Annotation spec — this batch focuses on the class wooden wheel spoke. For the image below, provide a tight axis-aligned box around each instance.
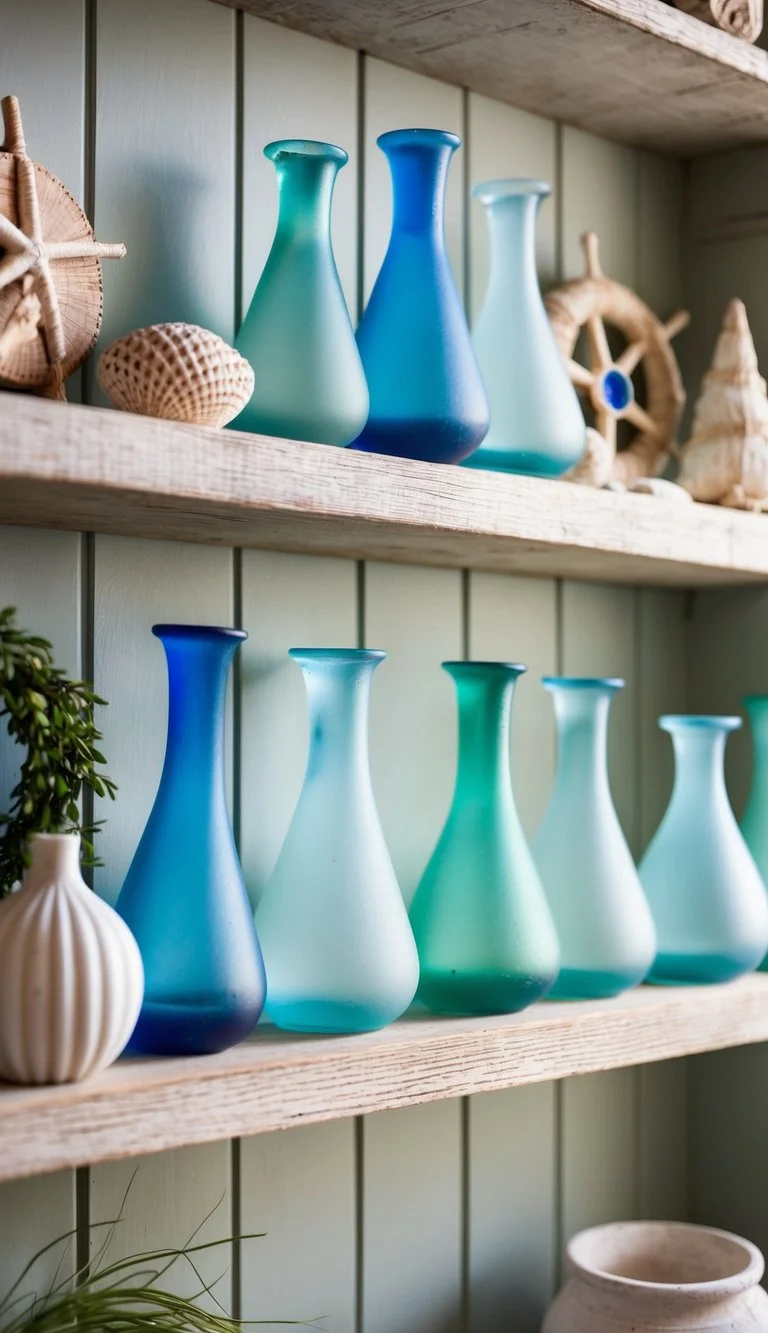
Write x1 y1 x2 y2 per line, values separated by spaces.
587 313 612 371
625 400 657 435
566 358 595 391
16 157 42 243
596 410 617 454
616 339 646 376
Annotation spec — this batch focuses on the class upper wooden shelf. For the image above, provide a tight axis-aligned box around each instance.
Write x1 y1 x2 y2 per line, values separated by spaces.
215 0 768 156
2 392 768 588
2 976 768 1182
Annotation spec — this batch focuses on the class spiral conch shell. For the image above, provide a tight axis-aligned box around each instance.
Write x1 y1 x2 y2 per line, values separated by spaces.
678 299 768 511
98 322 254 428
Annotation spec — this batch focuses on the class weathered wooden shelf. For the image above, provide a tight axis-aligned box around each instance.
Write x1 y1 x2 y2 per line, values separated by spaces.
3 976 768 1182
214 0 768 155
2 393 768 588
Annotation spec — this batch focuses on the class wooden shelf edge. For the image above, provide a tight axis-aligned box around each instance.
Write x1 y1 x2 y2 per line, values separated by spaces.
2 393 768 589
2 976 768 1182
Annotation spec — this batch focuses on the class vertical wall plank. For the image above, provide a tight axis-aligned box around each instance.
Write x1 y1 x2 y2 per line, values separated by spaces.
363 60 464 301
238 551 358 1329
561 129 637 284
0 527 80 1292
94 0 236 382
241 16 358 317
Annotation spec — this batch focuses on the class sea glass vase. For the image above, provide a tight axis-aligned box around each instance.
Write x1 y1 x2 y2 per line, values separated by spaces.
117 625 266 1055
233 139 369 446
352 128 489 464
740 697 768 968
408 662 560 1015
639 716 768 985
255 649 419 1033
465 179 585 476
532 678 656 999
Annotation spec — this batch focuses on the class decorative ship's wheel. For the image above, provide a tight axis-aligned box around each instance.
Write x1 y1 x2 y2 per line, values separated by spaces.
545 233 690 489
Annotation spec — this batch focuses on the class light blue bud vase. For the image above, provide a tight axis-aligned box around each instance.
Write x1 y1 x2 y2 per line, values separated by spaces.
255 649 419 1033
465 179 585 477
740 695 768 971
532 678 656 998
233 139 369 446
640 715 768 984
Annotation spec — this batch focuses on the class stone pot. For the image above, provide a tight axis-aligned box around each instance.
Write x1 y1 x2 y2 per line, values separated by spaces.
542 1220 768 1332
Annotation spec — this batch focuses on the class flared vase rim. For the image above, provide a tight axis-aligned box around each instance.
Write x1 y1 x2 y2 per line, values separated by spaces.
542 675 624 692
743 693 768 707
442 660 527 677
376 127 461 154
472 177 551 204
567 1221 763 1300
263 138 348 166
288 647 386 665
659 714 741 733
152 624 247 643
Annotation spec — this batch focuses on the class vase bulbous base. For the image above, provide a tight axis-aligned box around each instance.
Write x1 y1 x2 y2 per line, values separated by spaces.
547 966 648 1001
463 442 578 478
128 995 264 1056
266 996 405 1034
648 951 761 986
350 418 485 466
416 968 556 1017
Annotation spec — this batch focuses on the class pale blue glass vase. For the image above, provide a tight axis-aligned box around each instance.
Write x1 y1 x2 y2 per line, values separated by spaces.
640 716 768 985
409 663 559 1015
255 649 419 1033
352 128 489 464
532 678 656 999
465 180 585 477
117 626 266 1055
233 139 369 446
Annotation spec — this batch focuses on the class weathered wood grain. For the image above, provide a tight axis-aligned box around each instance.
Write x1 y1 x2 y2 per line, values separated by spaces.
1 977 768 1184
3 394 768 587
209 0 768 155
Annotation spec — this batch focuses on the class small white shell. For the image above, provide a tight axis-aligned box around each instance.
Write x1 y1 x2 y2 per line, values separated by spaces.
98 322 254 428
0 834 144 1085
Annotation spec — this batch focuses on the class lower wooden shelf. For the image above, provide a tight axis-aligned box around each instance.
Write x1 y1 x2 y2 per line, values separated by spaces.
3 975 768 1182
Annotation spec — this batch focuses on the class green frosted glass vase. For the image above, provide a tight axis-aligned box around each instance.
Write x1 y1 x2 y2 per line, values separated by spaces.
741 698 768 957
233 139 369 446
408 662 560 1015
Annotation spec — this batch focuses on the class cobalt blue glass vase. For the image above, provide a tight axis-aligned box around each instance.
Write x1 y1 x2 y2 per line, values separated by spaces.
352 128 490 464
117 625 266 1055
255 649 419 1033
640 716 768 985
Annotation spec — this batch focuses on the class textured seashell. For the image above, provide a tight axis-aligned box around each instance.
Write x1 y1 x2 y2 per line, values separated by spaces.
678 299 768 511
98 322 255 428
0 834 144 1084
565 427 616 488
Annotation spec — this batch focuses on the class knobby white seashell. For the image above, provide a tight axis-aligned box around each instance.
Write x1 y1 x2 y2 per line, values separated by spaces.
0 833 144 1085
631 478 694 502
678 299 768 512
98 323 255 429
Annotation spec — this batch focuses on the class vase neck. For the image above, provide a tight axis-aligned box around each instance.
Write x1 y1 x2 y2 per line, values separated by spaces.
549 684 616 800
746 697 768 784
296 651 380 789
24 833 81 889
381 131 457 243
268 141 345 244
482 190 542 302
665 722 734 814
157 628 242 799
447 664 522 801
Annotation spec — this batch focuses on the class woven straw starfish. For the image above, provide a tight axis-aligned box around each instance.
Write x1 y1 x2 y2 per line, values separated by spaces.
0 95 125 381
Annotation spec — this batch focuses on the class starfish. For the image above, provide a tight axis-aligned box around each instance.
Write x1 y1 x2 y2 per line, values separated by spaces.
0 94 125 368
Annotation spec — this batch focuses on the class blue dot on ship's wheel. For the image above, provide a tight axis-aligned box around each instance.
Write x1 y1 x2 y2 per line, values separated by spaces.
599 367 634 415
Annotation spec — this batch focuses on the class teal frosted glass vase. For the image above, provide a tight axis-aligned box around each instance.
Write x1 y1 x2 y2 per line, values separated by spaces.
640 716 768 985
116 626 266 1055
532 678 656 999
352 128 490 464
255 649 419 1033
408 662 560 1015
740 697 768 966
465 180 585 477
233 139 369 446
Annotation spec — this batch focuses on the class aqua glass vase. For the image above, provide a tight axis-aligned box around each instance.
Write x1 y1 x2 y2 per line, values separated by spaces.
233 139 369 446
640 716 768 985
117 625 266 1055
465 180 585 476
255 649 419 1033
352 128 489 464
532 678 656 999
408 663 559 1015
740 698 768 965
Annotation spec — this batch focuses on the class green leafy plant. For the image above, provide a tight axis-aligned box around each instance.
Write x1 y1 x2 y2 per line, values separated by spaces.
0 606 117 896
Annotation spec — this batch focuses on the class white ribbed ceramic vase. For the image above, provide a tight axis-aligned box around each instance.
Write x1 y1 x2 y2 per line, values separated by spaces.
543 1221 768 1333
0 833 144 1084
